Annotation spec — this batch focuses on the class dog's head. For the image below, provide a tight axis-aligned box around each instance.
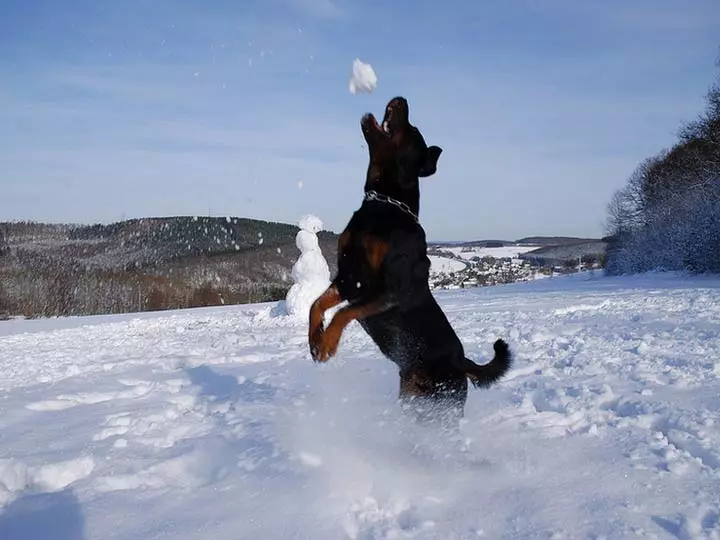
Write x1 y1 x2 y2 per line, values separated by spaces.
361 97 442 205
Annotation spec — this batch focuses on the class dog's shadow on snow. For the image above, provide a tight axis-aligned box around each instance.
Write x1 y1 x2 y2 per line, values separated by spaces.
0 489 85 540
185 365 276 404
184 365 284 473
651 515 683 538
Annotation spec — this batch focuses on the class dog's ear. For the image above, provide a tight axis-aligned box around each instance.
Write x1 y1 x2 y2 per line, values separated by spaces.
418 146 442 177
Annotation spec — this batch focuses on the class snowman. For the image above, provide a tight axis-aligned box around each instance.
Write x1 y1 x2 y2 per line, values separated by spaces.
284 214 331 321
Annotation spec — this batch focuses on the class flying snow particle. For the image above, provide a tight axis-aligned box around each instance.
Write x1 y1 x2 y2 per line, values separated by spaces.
297 181 304 190
349 58 377 94
299 452 322 468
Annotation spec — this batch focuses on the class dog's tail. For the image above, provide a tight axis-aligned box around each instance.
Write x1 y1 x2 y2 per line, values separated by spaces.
459 339 512 388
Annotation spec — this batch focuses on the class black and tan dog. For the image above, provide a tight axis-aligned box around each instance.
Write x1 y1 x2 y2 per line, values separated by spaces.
309 96 511 425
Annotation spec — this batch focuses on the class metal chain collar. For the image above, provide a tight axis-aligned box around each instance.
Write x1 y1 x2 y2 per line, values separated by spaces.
363 190 419 223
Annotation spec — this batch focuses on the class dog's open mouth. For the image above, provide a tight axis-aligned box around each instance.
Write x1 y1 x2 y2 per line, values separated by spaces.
382 106 394 134
381 97 408 137
361 97 409 142
362 113 391 140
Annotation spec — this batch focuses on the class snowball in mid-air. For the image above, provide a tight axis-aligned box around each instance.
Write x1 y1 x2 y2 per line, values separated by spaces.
349 58 377 94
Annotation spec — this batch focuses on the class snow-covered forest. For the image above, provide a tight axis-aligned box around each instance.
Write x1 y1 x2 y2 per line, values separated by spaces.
605 64 720 275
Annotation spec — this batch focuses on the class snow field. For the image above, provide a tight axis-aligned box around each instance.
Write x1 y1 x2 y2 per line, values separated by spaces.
0 272 719 539
427 255 468 275
439 245 542 261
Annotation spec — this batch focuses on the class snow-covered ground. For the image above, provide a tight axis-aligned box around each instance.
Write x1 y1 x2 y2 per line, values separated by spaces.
1 271 720 539
439 245 542 260
427 254 468 275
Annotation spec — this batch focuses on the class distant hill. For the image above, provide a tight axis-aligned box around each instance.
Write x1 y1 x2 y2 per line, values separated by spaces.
520 241 607 267
0 217 339 318
0 219 606 319
430 236 603 249
3 217 338 271
427 235 607 274
451 240 513 248
515 236 602 246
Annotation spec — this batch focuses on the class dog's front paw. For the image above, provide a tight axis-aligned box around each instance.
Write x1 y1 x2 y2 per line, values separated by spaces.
309 326 325 363
311 326 341 363
317 333 339 363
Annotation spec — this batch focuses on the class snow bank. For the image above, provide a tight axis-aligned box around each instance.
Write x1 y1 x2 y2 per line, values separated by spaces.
427 255 467 274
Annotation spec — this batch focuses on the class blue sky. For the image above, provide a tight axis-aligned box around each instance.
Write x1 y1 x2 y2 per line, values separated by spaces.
1 0 719 241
